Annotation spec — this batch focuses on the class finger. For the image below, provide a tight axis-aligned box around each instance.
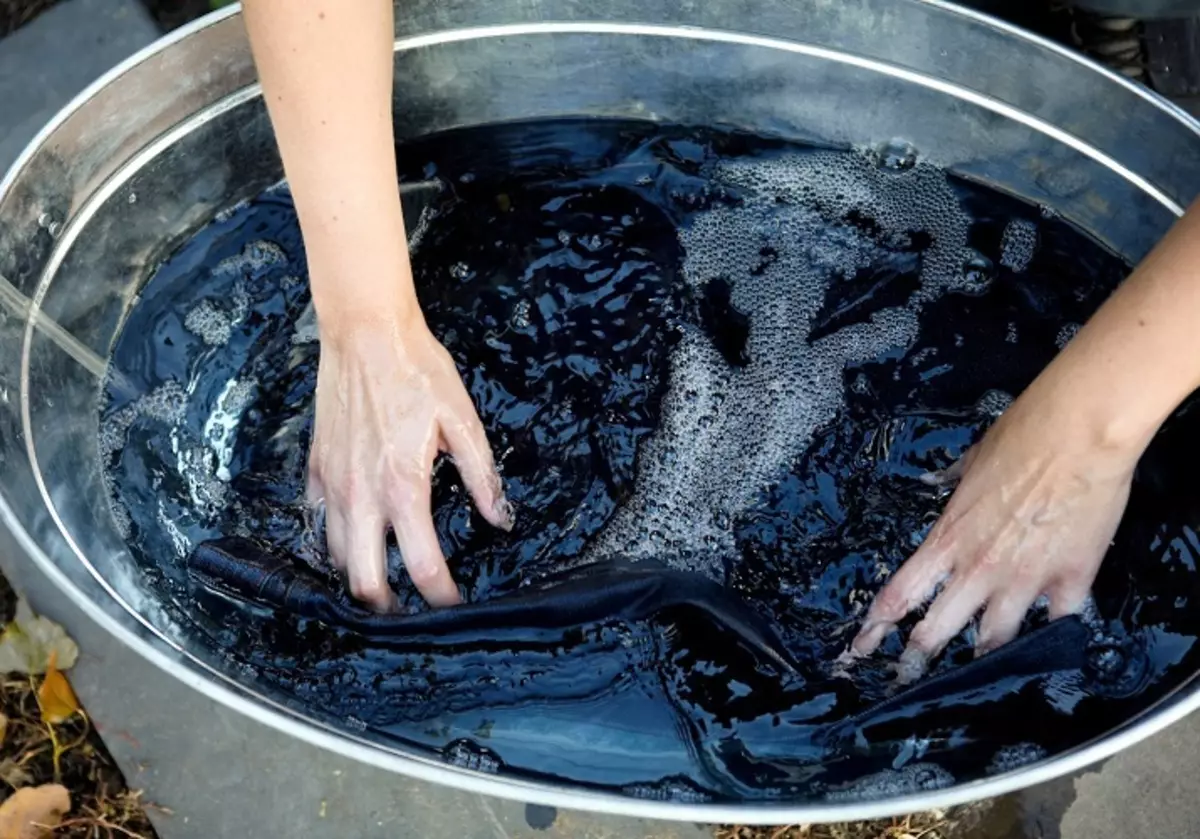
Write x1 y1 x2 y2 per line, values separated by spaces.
306 468 325 507
343 509 395 613
440 411 513 531
853 537 955 655
1046 578 1093 621
918 447 979 487
976 586 1040 655
389 481 461 607
323 503 349 572
904 568 991 663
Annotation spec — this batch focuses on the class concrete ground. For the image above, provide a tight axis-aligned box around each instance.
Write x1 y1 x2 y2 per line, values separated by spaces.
3 2 1200 837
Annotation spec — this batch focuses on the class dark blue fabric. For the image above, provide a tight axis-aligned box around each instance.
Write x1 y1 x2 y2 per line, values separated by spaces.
182 535 1094 777
189 536 801 673
822 616 1090 747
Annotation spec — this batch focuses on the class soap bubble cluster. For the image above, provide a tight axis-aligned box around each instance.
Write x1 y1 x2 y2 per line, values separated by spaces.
443 740 503 773
184 298 237 346
99 380 190 541
203 377 257 482
98 380 188 465
826 762 955 801
975 389 1014 418
1000 218 1038 273
1056 322 1081 349
987 743 1048 774
589 149 974 577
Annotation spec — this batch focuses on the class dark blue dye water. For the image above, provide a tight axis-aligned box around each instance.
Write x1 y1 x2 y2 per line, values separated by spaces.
101 120 1200 802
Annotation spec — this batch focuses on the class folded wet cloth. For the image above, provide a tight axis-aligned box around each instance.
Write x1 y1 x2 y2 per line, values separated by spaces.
822 616 1090 744
190 536 1102 795
188 536 801 673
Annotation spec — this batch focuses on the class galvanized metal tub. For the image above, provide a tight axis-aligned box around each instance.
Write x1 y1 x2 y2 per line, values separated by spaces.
2 0 1200 823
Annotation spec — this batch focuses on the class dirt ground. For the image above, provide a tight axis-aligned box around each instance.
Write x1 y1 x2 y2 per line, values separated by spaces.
0 573 159 838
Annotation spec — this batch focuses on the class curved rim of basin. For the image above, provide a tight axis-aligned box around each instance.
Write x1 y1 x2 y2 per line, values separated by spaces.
5 0 1200 824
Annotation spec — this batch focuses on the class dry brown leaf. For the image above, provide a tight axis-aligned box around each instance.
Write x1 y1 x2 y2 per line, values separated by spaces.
0 602 78 676
36 653 78 725
0 784 70 839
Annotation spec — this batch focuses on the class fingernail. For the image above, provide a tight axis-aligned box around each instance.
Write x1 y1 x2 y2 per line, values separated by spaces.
895 647 928 685
853 620 896 655
493 496 515 532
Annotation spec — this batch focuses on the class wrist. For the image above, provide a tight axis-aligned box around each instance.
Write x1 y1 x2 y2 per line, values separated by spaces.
313 289 424 344
1023 351 1161 464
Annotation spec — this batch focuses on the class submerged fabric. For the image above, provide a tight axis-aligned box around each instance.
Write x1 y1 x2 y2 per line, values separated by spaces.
190 535 1095 782
190 536 800 673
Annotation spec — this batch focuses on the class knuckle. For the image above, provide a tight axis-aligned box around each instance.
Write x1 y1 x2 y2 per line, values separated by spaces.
873 586 910 620
386 479 420 513
349 573 390 604
407 557 444 587
333 472 362 506
976 546 1005 570
907 621 941 654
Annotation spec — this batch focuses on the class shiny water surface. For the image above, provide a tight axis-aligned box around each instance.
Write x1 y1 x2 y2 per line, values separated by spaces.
101 120 1200 802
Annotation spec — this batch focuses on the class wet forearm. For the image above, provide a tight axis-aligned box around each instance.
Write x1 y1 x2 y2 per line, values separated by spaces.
1030 200 1200 456
242 0 417 332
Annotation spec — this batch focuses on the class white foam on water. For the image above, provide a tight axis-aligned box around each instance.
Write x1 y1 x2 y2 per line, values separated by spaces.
184 240 283 346
169 427 228 525
204 377 257 482
158 497 192 559
1000 218 1038 273
443 741 501 773
98 379 189 465
212 240 287 279
214 197 253 224
988 743 1047 774
976 389 1014 417
291 301 319 345
587 151 973 577
184 299 233 347
1056 322 1081 349
826 762 955 802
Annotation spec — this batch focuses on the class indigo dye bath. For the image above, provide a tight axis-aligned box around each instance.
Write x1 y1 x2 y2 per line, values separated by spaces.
101 120 1200 801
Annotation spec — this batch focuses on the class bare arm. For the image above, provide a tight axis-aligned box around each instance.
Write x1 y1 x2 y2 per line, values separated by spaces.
855 200 1200 675
1037 200 1200 451
243 1 512 611
243 0 412 326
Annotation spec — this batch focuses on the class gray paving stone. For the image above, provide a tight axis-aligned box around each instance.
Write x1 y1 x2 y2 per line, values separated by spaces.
0 0 160 173
1060 713 1200 839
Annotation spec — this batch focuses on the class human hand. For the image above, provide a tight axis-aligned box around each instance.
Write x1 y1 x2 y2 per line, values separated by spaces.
850 378 1141 681
307 307 513 611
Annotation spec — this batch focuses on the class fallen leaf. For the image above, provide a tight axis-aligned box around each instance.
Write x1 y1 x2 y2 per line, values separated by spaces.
36 653 78 724
0 784 70 839
0 761 32 792
0 602 78 675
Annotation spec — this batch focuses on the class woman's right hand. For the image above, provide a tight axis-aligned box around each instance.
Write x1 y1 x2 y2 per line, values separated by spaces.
850 375 1139 677
309 302 513 612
